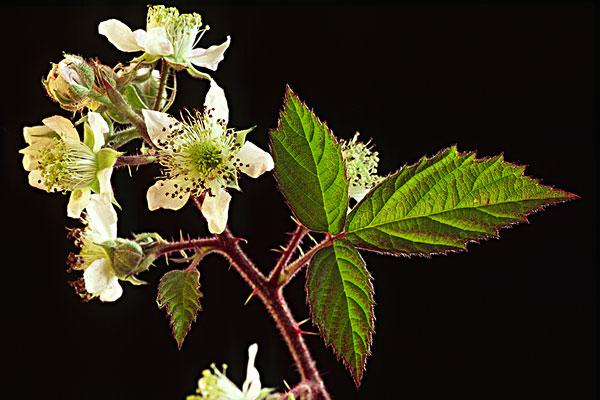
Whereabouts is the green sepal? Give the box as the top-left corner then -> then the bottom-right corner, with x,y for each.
122,85 -> 149,110
83,122 -> 95,149
234,126 -> 256,148
186,65 -> 211,80
96,148 -> 121,170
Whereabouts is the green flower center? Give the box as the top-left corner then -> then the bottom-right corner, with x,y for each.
146,5 -> 205,62
37,138 -> 97,192
187,141 -> 223,176
158,111 -> 244,200
340,133 -> 382,199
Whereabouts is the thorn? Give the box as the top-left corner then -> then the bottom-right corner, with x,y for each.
283,380 -> 291,391
179,229 -> 185,241
297,318 -> 311,326
307,233 -> 319,245
294,327 -> 319,336
164,254 -> 169,265
244,288 -> 258,305
298,246 -> 305,256
270,248 -> 284,254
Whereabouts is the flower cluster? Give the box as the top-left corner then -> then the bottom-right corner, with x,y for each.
187,344 -> 276,400
340,132 -> 382,203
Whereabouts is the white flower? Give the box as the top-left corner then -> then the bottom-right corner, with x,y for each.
99,5 -> 230,75
20,112 -> 119,219
340,132 -> 382,203
192,344 -> 273,400
142,81 -> 274,234
71,194 -> 123,302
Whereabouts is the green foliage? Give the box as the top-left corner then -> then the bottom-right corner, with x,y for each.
307,240 -> 374,386
346,146 -> 576,256
270,86 -> 349,234
157,268 -> 203,349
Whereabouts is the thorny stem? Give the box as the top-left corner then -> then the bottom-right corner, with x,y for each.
278,232 -> 345,287
153,60 -> 170,111
179,199 -> 331,399
268,224 -> 309,285
115,154 -> 157,168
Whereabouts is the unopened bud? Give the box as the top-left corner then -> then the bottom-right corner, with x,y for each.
43,54 -> 95,111
110,238 -> 145,278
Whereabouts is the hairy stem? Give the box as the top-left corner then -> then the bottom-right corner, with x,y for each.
268,224 -> 309,285
278,232 -> 344,287
216,229 -> 331,400
153,60 -> 170,111
115,154 -> 157,168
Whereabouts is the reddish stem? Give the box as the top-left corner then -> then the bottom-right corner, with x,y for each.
216,229 -> 331,400
115,154 -> 157,168
268,224 -> 309,285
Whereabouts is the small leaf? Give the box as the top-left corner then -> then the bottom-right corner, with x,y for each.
346,146 -> 577,256
306,240 -> 374,386
270,86 -> 349,234
157,268 -> 203,349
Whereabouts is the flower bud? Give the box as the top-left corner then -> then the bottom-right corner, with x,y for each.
43,54 -> 95,111
110,238 -> 145,279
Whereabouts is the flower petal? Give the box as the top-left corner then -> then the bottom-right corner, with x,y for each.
42,115 -> 79,142
139,27 -> 174,56
236,141 -> 274,179
242,343 -> 262,399
188,36 -> 231,71
99,276 -> 123,302
142,109 -> 181,146
67,187 -> 92,219
200,187 -> 231,234
20,140 -> 51,171
147,180 -> 190,211
84,259 -> 112,295
204,80 -> 229,126
97,167 -> 114,196
27,170 -> 48,190
87,112 -> 108,151
23,125 -> 52,145
86,193 -> 117,240
98,19 -> 145,52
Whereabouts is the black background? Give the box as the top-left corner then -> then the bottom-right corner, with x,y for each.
2,2 -> 596,400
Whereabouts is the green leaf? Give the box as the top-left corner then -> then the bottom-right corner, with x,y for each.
346,146 -> 577,256
306,240 -> 374,386
157,268 -> 203,349
270,86 -> 349,233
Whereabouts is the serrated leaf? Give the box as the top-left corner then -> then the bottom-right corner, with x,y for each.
346,146 -> 577,256
270,86 -> 349,233
157,268 -> 203,349
306,239 -> 374,386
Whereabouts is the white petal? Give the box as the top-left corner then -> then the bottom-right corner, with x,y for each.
84,259 -> 112,295
98,19 -> 145,52
188,36 -> 231,71
242,343 -> 262,399
142,109 -> 181,146
20,140 -> 51,171
86,193 -> 118,240
236,141 -> 274,179
204,80 -> 229,125
27,170 -> 48,190
200,188 -> 231,234
139,27 -> 174,56
23,125 -> 52,145
42,115 -> 79,142
87,112 -> 108,151
67,187 -> 91,219
97,167 -> 114,197
99,276 -> 123,302
146,180 -> 190,211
